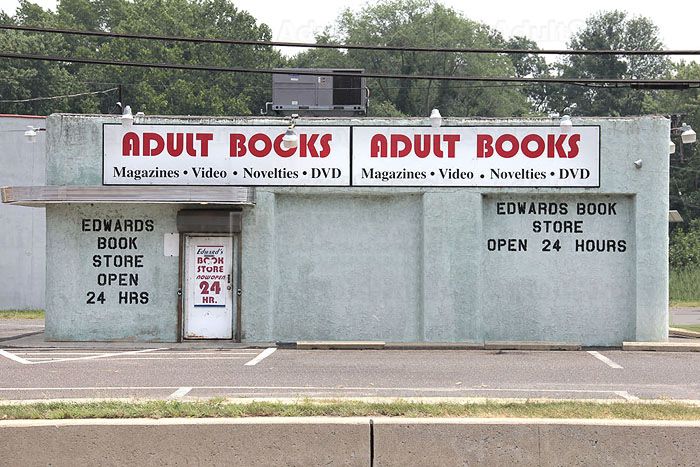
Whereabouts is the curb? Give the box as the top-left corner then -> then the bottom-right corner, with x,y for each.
484,341 -> 581,351
295,341 -> 385,350
669,327 -> 700,338
2,417 -> 699,466
293,341 -> 583,350
623,341 -> 700,352
4,338 -> 700,352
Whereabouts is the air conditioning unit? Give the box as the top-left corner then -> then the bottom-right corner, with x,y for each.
268,68 -> 367,116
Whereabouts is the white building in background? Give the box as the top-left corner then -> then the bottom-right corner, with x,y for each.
0,115 -> 46,310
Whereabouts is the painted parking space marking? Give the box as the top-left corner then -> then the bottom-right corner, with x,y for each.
0,348 -> 264,365
13,351 -> 258,357
587,350 -> 624,369
21,357 -> 251,362
0,323 -> 44,328
244,347 -> 277,366
614,391 -> 640,401
34,348 -> 169,364
0,348 -> 167,364
168,387 -> 193,399
0,349 -> 32,365
0,385 -> 634,399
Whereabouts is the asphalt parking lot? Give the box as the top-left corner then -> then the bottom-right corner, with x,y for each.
1,319 -> 700,402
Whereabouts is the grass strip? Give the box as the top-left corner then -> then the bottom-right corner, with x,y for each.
1,400 -> 700,421
0,310 -> 45,320
670,300 -> 700,308
670,268 -> 700,304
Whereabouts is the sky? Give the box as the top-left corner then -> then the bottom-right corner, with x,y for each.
0,0 -> 696,57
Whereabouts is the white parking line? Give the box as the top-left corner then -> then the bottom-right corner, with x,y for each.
40,348 -> 169,363
587,351 -> 623,369
0,349 -> 32,365
14,352 -> 258,357
24,358 -> 250,362
0,348 -> 168,365
0,385 -> 635,399
0,324 -> 45,327
614,391 -> 640,401
168,387 -> 193,399
15,352 -> 103,356
244,347 -> 277,366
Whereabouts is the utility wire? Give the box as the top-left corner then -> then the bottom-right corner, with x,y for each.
1,51 -> 699,88
0,87 -> 118,103
0,76 -> 536,90
1,24 -> 699,56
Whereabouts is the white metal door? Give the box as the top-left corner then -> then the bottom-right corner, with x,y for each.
184,236 -> 234,339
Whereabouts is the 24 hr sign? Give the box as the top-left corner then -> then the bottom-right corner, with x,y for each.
194,245 -> 226,307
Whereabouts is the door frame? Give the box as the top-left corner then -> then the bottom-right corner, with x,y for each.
178,233 -> 241,342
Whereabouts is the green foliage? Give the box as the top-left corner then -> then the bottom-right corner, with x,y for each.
0,309 -> 45,319
0,0 -> 284,115
647,61 -> 700,222
670,219 -> 700,302
554,10 -> 671,116
504,36 -> 551,114
367,99 -> 406,117
290,0 -> 531,117
670,220 -> 700,270
669,267 -> 700,302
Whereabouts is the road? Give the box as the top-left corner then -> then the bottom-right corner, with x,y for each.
1,317 -> 700,402
2,345 -> 700,402
671,307 -> 700,325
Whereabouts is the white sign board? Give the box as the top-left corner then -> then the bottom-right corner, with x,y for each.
352,126 -> 600,187
103,124 -> 351,186
193,245 -> 226,307
103,124 -> 599,187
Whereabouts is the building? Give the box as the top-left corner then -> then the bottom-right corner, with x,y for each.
0,115 -> 46,310
1,113 -> 669,345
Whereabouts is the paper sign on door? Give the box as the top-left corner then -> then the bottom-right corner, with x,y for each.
194,245 -> 226,306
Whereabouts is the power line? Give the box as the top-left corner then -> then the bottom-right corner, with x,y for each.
0,76 -> 536,90
1,51 -> 699,88
1,24 -> 699,56
0,87 -> 118,103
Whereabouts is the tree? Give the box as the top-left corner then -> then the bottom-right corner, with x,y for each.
0,1 -> 101,115
504,36 -> 551,114
647,61 -> 700,222
290,0 -> 532,117
555,10 -> 671,116
0,0 -> 285,116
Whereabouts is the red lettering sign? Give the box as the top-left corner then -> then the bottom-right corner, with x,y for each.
476,133 -> 581,159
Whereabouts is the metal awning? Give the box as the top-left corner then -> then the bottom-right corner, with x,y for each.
1,186 -> 255,207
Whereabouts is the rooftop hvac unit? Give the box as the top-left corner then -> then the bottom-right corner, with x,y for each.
266,68 -> 368,116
